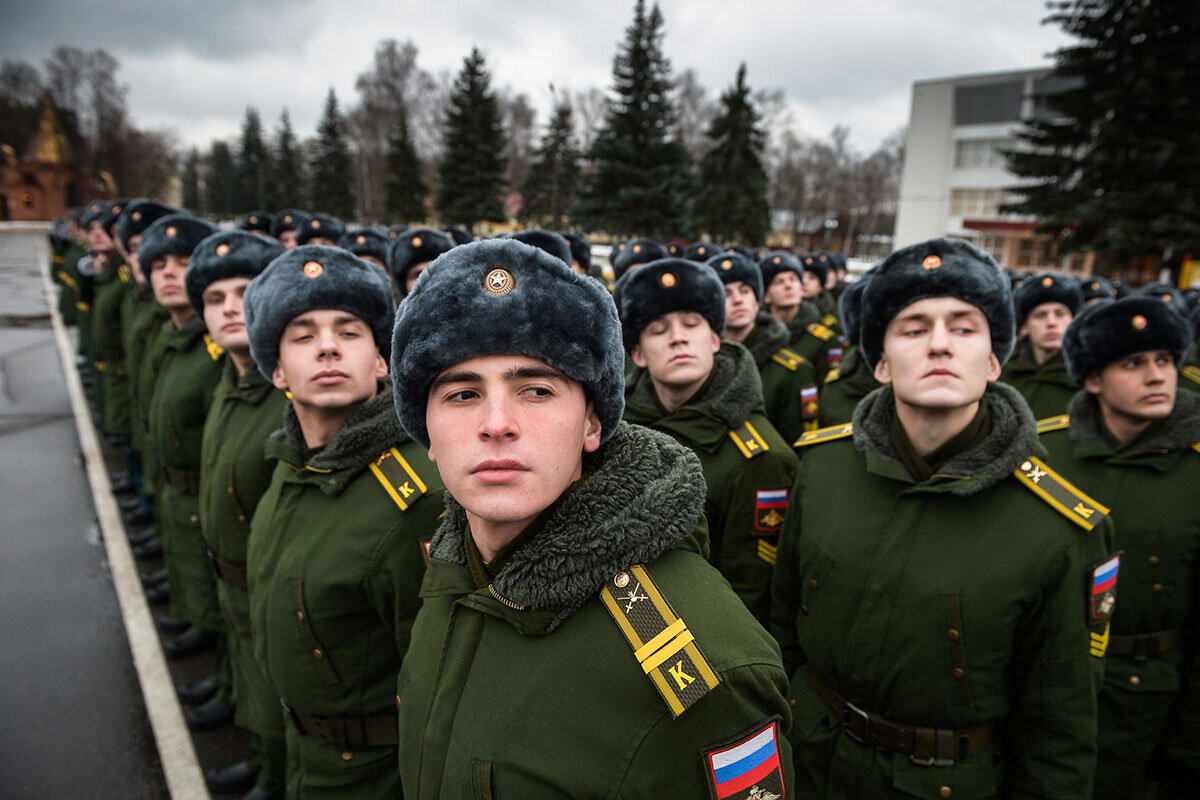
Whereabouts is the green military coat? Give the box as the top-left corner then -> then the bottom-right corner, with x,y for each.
51,236 -> 86,326
147,316 -> 223,630
772,383 -> 1115,799
999,337 -> 1078,419
397,422 -> 794,800
1039,390 -> 1200,798
129,293 -> 171,499
1180,343 -> 1200,395
199,359 -> 287,738
781,301 -> 843,383
91,260 -> 132,436
248,385 -> 443,798
817,345 -> 880,429
624,341 -> 800,626
741,310 -> 822,443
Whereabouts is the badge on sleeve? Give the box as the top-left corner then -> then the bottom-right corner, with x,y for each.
703,718 -> 785,800
801,386 -> 819,419
754,489 -> 788,533
1090,555 -> 1120,623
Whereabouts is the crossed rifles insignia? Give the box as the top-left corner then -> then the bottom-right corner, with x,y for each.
617,580 -> 650,613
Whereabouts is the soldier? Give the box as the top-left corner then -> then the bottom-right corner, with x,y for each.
386,227 -> 455,298
337,227 -> 391,275
562,231 -> 591,276
827,252 -> 850,301
708,251 -> 820,442
390,239 -> 793,798
443,225 -> 472,246
507,229 -> 572,266
772,238 -> 1115,798
760,252 -> 840,381
999,272 -> 1083,419
619,258 -> 799,625
270,209 -> 310,249
295,213 -> 344,247
611,237 -> 666,282
1182,302 -> 1200,394
1081,276 -> 1116,308
188,230 -> 288,798
818,271 -> 881,427
90,199 -> 134,478
799,253 -> 838,318
683,240 -> 719,261
243,245 -> 444,796
238,211 -> 275,239
1039,295 -> 1200,800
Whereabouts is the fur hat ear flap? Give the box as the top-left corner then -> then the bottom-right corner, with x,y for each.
1062,295 -> 1193,384
1012,272 -> 1084,324
562,232 -> 591,270
706,252 -> 763,301
615,258 -> 726,353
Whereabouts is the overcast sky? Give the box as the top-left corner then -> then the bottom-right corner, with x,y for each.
2,0 -> 1072,153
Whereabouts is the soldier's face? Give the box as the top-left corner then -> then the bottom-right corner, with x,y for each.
724,282 -> 759,331
765,271 -> 802,308
149,254 -> 191,310
801,271 -> 824,299
1020,302 -> 1072,353
425,354 -> 602,534
405,262 -> 429,295
875,296 -> 1000,411
1084,350 -> 1176,423
126,234 -> 143,281
88,222 -> 114,253
201,277 -> 253,353
359,255 -> 390,278
279,230 -> 298,248
273,310 -> 386,412
631,311 -> 720,388
307,237 -> 337,247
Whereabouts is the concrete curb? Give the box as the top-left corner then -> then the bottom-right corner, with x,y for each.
38,242 -> 210,799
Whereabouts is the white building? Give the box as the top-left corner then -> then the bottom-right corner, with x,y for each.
893,67 -> 1093,275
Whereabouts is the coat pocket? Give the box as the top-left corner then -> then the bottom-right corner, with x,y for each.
295,578 -> 340,685
471,756 -> 499,800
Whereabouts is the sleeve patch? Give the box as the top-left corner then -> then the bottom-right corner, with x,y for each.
1090,554 -> 1119,624
1090,621 -> 1110,658
801,386 -> 820,420
702,718 -> 785,800
754,489 -> 788,534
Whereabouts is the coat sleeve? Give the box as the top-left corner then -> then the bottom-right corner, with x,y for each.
769,467 -> 806,677
1002,515 -> 1113,799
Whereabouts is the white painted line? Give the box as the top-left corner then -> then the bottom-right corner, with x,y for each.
37,238 -> 210,800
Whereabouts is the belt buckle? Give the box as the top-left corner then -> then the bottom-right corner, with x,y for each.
841,700 -> 872,743
910,753 -> 956,768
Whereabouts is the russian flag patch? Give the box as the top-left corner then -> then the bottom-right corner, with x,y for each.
1090,554 -> 1119,623
754,489 -> 788,533
703,719 -> 785,799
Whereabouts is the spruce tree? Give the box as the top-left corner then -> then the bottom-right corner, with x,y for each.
574,0 -> 692,238
204,141 -> 237,218
694,64 -> 770,244
1003,0 -> 1200,267
437,47 -> 508,234
269,109 -> 304,208
519,101 -> 580,229
234,106 -> 268,213
182,147 -> 201,211
383,106 -> 427,223
308,88 -> 356,219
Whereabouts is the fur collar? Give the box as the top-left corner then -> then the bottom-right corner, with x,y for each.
429,421 -> 707,632
1067,388 -> 1200,453
743,310 -> 791,367
271,381 -> 410,494
625,340 -> 764,429
784,300 -> 821,339
852,382 -> 1038,495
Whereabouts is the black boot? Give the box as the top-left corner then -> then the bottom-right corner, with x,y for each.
132,537 -> 162,560
205,760 -> 258,793
177,677 -> 218,706
140,567 -> 169,588
145,583 -> 170,605
186,695 -> 234,731
128,527 -> 158,546
155,613 -> 190,634
163,626 -> 216,659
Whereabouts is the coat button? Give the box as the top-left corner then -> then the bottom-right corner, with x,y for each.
1152,583 -> 1163,593
788,697 -> 796,707
189,514 -> 198,523
939,787 -> 952,799
395,695 -> 402,711
801,604 -> 809,616
1147,555 -> 1159,565
312,648 -> 322,660
296,611 -> 304,622
947,629 -> 960,641
341,751 -> 353,761
1129,675 -> 1141,686
226,486 -> 234,496
951,667 -> 965,680
809,579 -> 819,590
237,514 -> 247,523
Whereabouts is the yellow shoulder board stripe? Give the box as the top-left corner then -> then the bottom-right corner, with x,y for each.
1090,621 -> 1110,658
75,301 -> 90,312
1013,456 -> 1110,532
368,447 -> 429,511
203,334 -> 225,361
806,322 -> 834,342
1191,442 -> 1200,455
824,367 -> 841,384
1036,415 -> 1070,434
757,539 -> 778,566
729,420 -> 770,459
821,314 -> 839,329
770,347 -> 804,372
1182,365 -> 1200,386
118,263 -> 132,283
57,271 -> 80,291
794,422 -> 854,448
599,564 -> 719,718
52,254 -> 64,264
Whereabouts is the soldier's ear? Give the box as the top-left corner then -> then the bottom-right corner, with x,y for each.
630,344 -> 647,369
582,399 -> 602,455
873,354 -> 892,385
1083,372 -> 1103,395
374,350 -> 388,379
272,363 -> 289,392
985,351 -> 1001,382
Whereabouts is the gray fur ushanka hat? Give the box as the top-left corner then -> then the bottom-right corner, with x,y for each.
270,209 -> 310,239
758,251 -> 803,289
295,213 -> 345,246
860,237 -> 1014,371
506,229 -> 572,266
612,238 -> 667,279
116,199 -> 180,252
615,257 -> 725,353
138,214 -> 221,270
706,252 -> 763,300
186,230 -> 285,317
1062,296 -> 1192,384
339,228 -> 391,265
838,267 -> 874,344
243,245 -> 395,381
387,228 -> 455,291
1081,276 -> 1116,303
683,241 -> 718,262
390,239 -> 625,448
1012,272 -> 1083,324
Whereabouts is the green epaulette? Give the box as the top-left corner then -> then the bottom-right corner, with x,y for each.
770,347 -> 805,372
203,334 -> 225,361
820,314 -> 839,329
824,366 -> 841,384
599,564 -> 720,719
1182,365 -> 1200,387
1013,456 -> 1110,532
368,447 -> 429,511
794,422 -> 854,448
729,420 -> 771,459
806,322 -> 834,342
1036,415 -> 1070,434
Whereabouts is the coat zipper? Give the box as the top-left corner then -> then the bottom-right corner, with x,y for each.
488,584 -> 525,610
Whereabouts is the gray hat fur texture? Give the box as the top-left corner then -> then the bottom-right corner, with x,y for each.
390,238 -> 625,448
387,228 -> 455,291
186,230 -> 285,317
138,214 -> 221,271
506,229 -> 572,266
758,251 -> 803,289
563,232 -> 591,270
116,199 -> 180,252
270,209 -> 310,239
615,257 -> 725,353
1012,272 -> 1083,324
838,267 -> 874,344
860,237 -> 1014,371
706,252 -> 763,300
1062,295 -> 1193,384
612,238 -> 667,279
338,228 -> 391,265
295,213 -> 345,246
244,245 -> 395,381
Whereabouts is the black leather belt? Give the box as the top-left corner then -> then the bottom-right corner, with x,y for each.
1107,628 -> 1180,660
281,701 -> 398,748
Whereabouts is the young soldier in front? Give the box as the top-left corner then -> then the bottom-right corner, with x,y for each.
189,230 -> 288,798
999,272 -> 1083,418
772,238 -> 1116,798
1040,296 -> 1200,800
391,239 -> 793,799
619,258 -> 799,625
243,246 -> 443,797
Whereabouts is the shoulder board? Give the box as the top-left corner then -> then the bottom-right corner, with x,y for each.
52,254 -> 64,264
118,264 -> 132,283
806,322 -> 834,342
368,447 -> 429,511
1036,415 -> 1070,434
598,564 -> 720,718
729,420 -> 771,459
1013,456 -> 1110,532
794,422 -> 853,448
203,334 -> 225,361
824,366 -> 841,384
1191,442 -> 1200,455
770,347 -> 805,372
821,313 -> 839,329
1182,365 -> 1200,386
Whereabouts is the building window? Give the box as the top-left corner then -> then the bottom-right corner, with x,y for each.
950,188 -> 1010,217
972,234 -> 1006,262
954,81 -> 1024,125
1015,237 -> 1055,269
954,139 -> 1009,169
